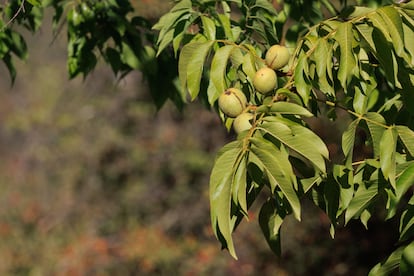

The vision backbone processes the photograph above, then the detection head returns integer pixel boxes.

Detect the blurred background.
[0,1,399,275]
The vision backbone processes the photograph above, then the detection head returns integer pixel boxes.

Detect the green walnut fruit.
[265,45,290,70]
[218,88,248,118]
[253,67,277,94]
[233,113,254,134]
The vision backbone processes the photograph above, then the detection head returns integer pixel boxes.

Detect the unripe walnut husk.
[218,88,248,118]
[253,67,277,94]
[265,45,290,70]
[233,112,254,134]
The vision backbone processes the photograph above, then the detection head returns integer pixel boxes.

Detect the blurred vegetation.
[0,1,399,275]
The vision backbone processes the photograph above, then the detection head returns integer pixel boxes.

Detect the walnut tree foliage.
[2,0,414,274]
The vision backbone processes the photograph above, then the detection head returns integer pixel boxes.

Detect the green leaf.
[250,137,301,220]
[156,28,175,56]
[261,117,329,172]
[26,0,41,6]
[333,165,354,212]
[9,31,28,60]
[353,85,367,115]
[154,10,191,55]
[320,0,338,16]
[400,203,414,243]
[368,10,392,42]
[368,246,403,276]
[105,47,122,73]
[154,9,189,32]
[229,48,244,75]
[201,16,216,40]
[356,19,400,87]
[178,41,214,100]
[312,38,334,96]
[345,173,379,224]
[372,27,400,88]
[3,53,16,83]
[360,209,372,229]
[386,189,399,220]
[301,175,323,194]
[376,7,405,58]
[356,24,375,52]
[268,102,313,117]
[217,13,233,41]
[153,0,191,32]
[401,242,414,276]
[172,15,198,56]
[120,42,141,69]
[209,140,243,259]
[275,88,303,105]
[186,41,214,100]
[323,178,341,232]
[400,4,414,25]
[343,6,375,19]
[163,0,191,13]
[294,55,312,105]
[232,155,248,216]
[402,21,414,65]
[335,22,356,90]
[207,80,219,107]
[259,198,285,255]
[397,126,414,156]
[254,0,278,14]
[342,119,360,165]
[209,45,237,104]
[365,112,387,158]
[397,162,414,202]
[380,127,398,189]
[400,0,414,11]
[241,51,257,82]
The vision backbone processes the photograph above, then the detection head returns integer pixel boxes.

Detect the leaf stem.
[1,0,26,32]
[316,98,391,129]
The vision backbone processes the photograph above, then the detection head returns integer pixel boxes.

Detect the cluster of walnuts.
[218,45,291,134]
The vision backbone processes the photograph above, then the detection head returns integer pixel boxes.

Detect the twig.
[1,0,26,32]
